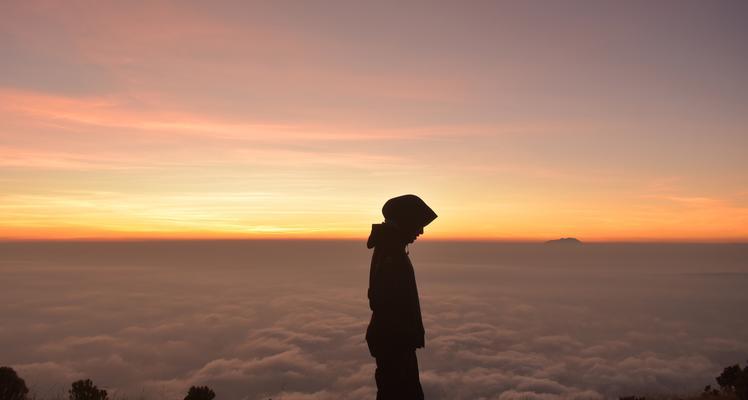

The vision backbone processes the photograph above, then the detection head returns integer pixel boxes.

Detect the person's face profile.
[404,225,424,243]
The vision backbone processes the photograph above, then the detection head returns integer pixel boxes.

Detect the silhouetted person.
[366,194,437,400]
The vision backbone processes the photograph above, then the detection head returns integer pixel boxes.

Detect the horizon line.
[1,237,746,245]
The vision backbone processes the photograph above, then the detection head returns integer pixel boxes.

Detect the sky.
[1,0,747,241]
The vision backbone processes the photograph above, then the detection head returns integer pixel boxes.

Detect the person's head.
[396,223,424,244]
[382,194,437,244]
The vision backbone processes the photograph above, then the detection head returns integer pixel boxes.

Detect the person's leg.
[404,350,424,400]
[375,353,396,400]
[375,350,424,400]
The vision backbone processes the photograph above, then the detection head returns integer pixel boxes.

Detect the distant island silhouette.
[545,237,582,245]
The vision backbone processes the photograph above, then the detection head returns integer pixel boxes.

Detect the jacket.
[365,223,425,357]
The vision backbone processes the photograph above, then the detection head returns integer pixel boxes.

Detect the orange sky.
[1,1,747,241]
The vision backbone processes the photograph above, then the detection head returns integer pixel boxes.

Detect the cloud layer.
[2,241,747,399]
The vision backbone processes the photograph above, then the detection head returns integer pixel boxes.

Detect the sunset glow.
[1,1,747,241]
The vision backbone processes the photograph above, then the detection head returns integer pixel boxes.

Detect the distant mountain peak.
[545,237,582,244]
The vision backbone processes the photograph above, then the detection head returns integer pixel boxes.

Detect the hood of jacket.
[381,194,437,229]
[368,195,437,250]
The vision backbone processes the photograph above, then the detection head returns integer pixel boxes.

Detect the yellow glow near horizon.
[1,2,747,241]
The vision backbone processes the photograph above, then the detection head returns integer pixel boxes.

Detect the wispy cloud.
[1,1,747,240]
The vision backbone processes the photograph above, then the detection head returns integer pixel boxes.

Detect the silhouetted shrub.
[737,369,748,400]
[184,386,215,400]
[702,384,721,397]
[69,379,108,400]
[0,367,29,400]
[715,363,748,400]
[717,364,742,392]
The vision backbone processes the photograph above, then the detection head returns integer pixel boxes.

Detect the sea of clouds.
[1,241,747,400]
